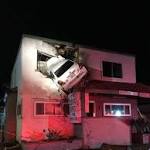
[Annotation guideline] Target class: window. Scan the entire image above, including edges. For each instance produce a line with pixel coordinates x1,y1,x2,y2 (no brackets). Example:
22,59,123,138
54,60,74,77
103,103,131,116
35,102,63,116
102,61,122,78
37,51,52,74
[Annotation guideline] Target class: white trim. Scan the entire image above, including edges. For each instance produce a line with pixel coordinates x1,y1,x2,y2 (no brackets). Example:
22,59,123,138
103,103,131,117
119,90,138,96
34,101,63,117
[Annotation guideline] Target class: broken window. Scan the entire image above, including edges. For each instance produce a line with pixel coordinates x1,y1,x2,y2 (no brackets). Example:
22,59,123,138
37,51,52,75
35,101,63,116
103,103,131,116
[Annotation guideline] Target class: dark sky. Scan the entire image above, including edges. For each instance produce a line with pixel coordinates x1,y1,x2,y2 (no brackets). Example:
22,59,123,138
0,2,150,87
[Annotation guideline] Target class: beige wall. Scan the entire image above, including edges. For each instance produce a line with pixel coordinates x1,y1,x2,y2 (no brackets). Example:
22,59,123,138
12,36,74,141
21,94,74,141
80,48,136,83
83,118,131,148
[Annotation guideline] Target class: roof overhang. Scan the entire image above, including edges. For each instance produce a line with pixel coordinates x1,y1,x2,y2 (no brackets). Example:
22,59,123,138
83,80,150,98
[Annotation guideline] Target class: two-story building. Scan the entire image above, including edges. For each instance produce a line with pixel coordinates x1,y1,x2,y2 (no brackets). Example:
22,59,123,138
73,48,150,147
5,34,150,148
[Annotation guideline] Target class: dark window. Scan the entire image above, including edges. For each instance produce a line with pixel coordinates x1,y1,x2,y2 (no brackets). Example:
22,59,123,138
102,61,122,78
35,102,63,115
102,61,112,77
36,103,44,115
89,102,94,116
54,60,74,77
113,63,122,78
37,51,52,62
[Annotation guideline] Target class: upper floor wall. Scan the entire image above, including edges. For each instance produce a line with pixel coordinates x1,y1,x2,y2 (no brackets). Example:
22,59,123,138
79,47,136,83
11,35,136,96
11,35,69,99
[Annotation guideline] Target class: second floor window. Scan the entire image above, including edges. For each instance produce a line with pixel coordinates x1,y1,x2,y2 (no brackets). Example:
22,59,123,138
102,61,122,78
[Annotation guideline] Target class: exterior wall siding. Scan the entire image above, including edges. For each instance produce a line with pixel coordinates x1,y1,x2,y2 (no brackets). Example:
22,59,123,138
10,35,138,146
89,94,138,120
83,118,131,148
10,36,75,142
21,94,74,141
79,48,136,83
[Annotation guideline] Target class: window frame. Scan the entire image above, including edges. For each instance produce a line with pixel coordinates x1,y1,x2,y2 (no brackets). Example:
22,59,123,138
103,103,131,117
102,61,123,78
34,101,64,116
37,50,52,70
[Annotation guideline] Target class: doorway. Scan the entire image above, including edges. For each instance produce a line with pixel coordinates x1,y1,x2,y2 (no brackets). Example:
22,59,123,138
89,101,95,117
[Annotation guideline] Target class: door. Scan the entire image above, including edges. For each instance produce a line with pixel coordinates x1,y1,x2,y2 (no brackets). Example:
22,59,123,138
89,101,95,117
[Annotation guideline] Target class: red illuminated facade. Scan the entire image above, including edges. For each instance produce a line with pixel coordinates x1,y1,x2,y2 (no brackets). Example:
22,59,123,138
5,35,150,148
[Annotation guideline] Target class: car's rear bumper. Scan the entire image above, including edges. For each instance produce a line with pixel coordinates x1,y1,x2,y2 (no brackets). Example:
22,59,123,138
62,67,87,91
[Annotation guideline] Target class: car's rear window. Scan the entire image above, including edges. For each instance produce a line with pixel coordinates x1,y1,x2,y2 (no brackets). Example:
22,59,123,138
54,60,74,77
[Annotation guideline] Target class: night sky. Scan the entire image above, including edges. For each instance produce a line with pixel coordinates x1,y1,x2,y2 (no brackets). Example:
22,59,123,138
1,2,150,87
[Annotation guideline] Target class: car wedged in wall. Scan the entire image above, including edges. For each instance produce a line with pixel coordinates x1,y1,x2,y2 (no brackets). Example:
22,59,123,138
46,55,87,92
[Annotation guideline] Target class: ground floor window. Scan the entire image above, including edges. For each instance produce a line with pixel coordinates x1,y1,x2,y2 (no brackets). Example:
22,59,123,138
87,101,96,117
103,103,131,117
35,101,63,116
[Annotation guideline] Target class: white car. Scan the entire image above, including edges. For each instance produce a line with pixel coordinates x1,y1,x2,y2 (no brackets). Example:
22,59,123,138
46,55,87,92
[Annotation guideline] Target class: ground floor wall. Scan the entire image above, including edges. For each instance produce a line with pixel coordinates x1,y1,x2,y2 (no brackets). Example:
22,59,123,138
22,139,82,150
20,94,74,142
82,117,131,148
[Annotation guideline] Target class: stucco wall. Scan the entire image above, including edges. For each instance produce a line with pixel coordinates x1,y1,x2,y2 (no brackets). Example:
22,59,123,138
79,48,136,83
21,36,65,99
83,118,131,148
10,45,22,88
10,38,23,142
21,94,74,141
12,36,75,142
22,139,82,150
